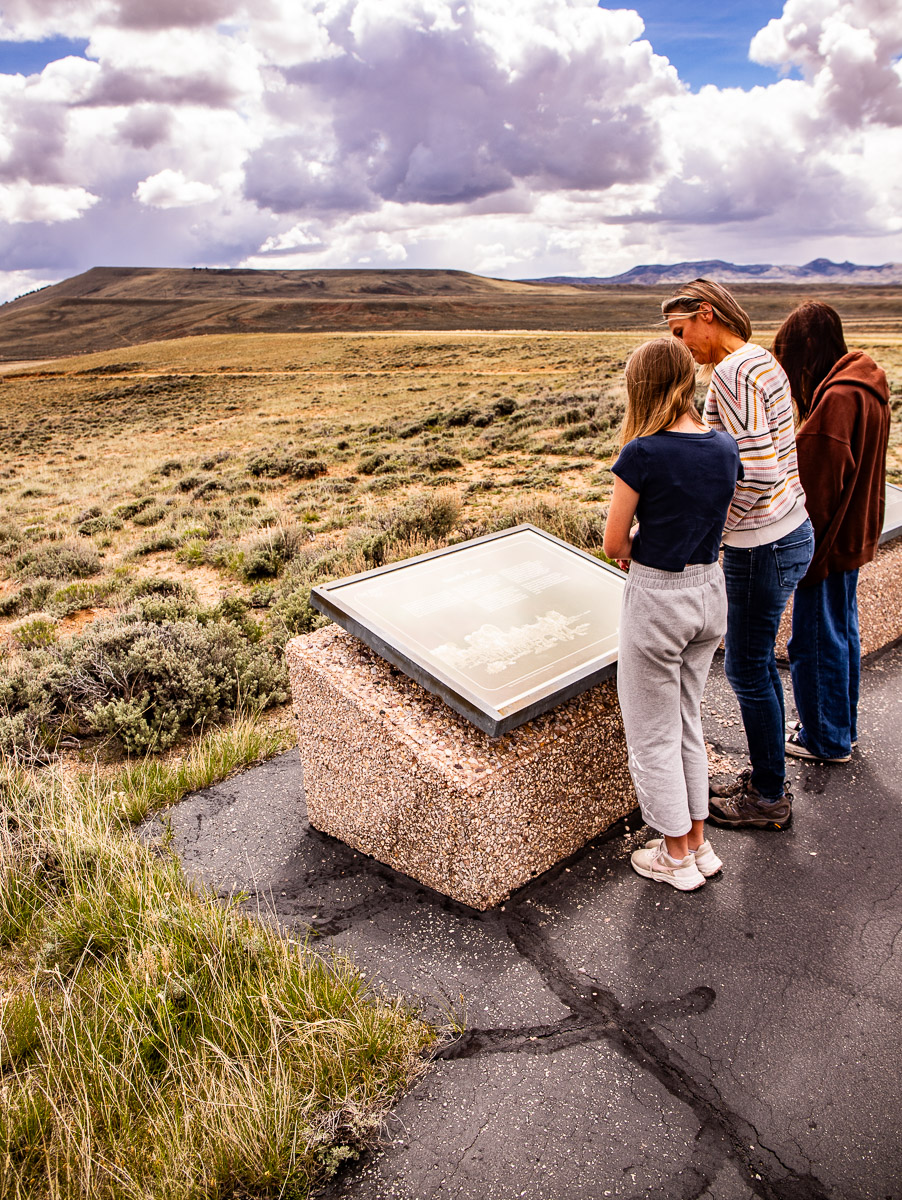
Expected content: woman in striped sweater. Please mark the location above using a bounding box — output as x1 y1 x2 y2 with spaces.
662 280 814 829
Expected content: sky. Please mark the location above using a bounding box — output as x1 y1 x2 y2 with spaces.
0 0 900 303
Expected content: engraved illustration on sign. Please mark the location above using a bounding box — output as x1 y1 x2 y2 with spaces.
433 610 592 675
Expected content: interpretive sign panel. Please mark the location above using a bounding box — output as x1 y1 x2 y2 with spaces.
880 483 902 545
310 524 626 736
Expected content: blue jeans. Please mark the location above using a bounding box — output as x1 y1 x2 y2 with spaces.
787 569 860 758
722 520 814 799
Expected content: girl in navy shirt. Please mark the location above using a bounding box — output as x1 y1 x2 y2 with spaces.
603 339 742 891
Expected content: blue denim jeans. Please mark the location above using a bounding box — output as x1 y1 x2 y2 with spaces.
722 520 814 799
787 569 860 758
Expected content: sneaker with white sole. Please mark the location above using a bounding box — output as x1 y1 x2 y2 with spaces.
644 837 723 878
785 730 851 764
630 843 706 891
786 719 857 750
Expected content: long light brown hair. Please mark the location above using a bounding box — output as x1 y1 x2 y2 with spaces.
661 278 753 342
620 338 704 447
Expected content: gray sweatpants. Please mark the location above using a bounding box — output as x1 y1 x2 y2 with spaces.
616 560 727 838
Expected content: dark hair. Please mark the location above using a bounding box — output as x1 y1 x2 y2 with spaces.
661 278 752 342
772 302 847 418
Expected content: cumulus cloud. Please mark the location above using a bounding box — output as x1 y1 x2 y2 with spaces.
134 168 219 208
0 180 98 223
0 0 900 302
751 0 902 126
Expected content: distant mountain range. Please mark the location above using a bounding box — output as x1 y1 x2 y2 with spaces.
530 258 902 286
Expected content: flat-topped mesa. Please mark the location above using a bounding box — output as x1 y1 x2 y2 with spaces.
285 624 635 910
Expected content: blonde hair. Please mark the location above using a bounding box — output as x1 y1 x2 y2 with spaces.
661 278 752 342
620 338 703 447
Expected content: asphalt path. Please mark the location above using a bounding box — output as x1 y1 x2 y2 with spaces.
150 644 902 1200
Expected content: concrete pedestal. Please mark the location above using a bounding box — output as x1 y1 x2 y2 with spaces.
286 625 636 910
776 538 902 661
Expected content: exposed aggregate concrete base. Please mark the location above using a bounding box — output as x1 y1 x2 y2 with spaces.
776 537 902 660
286 625 636 910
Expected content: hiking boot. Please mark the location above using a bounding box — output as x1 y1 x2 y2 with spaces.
630 843 706 891
645 837 723 878
785 730 851 764
709 768 751 799
707 780 792 830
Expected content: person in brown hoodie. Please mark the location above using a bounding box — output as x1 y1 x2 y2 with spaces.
773 301 890 763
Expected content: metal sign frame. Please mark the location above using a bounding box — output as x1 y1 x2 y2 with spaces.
879 482 902 546
310 523 626 737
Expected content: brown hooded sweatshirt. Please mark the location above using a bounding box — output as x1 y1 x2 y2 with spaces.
795 349 890 587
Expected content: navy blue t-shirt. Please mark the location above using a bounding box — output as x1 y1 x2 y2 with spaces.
611 430 743 571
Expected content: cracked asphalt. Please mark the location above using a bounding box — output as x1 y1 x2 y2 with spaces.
148 643 902 1200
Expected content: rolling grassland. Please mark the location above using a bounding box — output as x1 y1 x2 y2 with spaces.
1 316 900 1199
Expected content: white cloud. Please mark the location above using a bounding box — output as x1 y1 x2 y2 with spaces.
751 0 902 125
0 180 98 223
134 168 219 208
0 0 900 297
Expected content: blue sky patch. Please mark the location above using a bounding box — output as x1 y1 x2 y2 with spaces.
0 37 90 77
622 2 799 90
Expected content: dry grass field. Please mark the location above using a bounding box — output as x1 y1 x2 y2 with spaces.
2 325 900 750
1 308 900 1199
3 265 901 359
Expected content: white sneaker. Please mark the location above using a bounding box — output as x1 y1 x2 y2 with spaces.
644 837 723 878
631 843 706 891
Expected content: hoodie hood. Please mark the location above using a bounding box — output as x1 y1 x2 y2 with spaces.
810 350 890 415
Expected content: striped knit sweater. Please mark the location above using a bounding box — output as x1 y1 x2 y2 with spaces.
704 343 806 534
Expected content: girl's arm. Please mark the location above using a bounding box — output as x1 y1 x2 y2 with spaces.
603 476 640 567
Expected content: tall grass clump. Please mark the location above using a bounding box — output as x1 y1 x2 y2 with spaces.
0 761 434 1200
111 712 296 822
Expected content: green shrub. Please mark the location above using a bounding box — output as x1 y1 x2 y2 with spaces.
247 451 327 480
237 526 307 581
0 520 24 558
14 541 101 580
358 452 389 475
488 496 606 550
175 538 207 566
425 453 462 472
112 496 156 521
0 655 62 761
269 585 328 641
130 594 199 623
126 577 198 603
134 531 180 556
48 578 118 617
11 615 58 649
62 618 288 753
0 609 288 757
132 503 166 527
379 490 462 544
77 513 123 536
249 583 275 608
0 578 54 619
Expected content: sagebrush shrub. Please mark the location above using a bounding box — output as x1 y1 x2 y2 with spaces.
0 609 288 757
11 616 58 650
247 451 327 480
62 618 288 753
14 541 101 580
